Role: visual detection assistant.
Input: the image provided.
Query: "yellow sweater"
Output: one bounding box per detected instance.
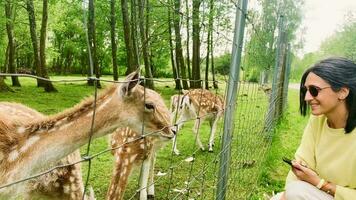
[286,115,356,200]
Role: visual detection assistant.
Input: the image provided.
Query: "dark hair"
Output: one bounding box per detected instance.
[299,57,356,133]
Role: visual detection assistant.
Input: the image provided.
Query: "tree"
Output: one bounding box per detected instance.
[138,0,154,89]
[167,0,181,90]
[191,0,202,88]
[87,0,101,87]
[39,0,57,92]
[130,0,140,70]
[173,0,189,89]
[244,0,304,82]
[185,0,191,81]
[0,77,13,92]
[121,0,138,74]
[26,0,57,92]
[110,0,119,81]
[205,0,214,89]
[5,0,21,87]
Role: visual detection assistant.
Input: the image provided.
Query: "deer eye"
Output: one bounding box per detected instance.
[144,103,155,111]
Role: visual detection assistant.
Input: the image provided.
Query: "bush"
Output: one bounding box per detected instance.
[214,53,231,75]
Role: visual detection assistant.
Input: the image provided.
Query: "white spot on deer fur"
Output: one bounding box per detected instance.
[71,183,77,191]
[58,122,73,131]
[129,154,137,163]
[8,150,19,162]
[120,168,127,177]
[69,176,75,182]
[20,136,40,153]
[55,119,65,127]
[86,111,93,117]
[127,137,134,142]
[63,185,70,194]
[17,127,26,134]
[140,143,145,149]
[126,147,131,153]
[97,97,112,111]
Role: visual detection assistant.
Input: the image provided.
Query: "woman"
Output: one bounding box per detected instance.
[271,57,356,200]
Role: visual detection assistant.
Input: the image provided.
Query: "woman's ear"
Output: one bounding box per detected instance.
[338,87,350,100]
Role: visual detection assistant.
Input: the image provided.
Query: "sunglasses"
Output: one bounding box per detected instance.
[301,85,331,97]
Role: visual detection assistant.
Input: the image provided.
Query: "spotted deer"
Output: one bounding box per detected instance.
[0,71,174,199]
[106,126,170,200]
[0,102,94,200]
[170,89,224,154]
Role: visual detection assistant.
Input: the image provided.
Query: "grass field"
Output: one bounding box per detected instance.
[1,76,306,199]
[250,88,309,199]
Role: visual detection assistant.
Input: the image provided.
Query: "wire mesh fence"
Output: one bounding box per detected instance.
[0,0,293,199]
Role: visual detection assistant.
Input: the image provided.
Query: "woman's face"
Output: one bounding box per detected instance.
[304,72,345,116]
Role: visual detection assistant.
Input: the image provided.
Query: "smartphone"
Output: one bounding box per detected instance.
[282,157,293,167]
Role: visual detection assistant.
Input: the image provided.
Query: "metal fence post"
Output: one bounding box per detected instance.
[216,0,248,199]
[282,43,292,112]
[267,15,284,126]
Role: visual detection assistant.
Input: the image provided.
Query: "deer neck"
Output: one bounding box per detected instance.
[0,85,127,183]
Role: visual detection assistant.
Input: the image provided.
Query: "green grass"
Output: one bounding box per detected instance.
[1,77,304,199]
[250,89,309,199]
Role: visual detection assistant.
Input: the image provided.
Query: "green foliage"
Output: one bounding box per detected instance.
[214,53,231,75]
[243,0,304,82]
[289,53,321,82]
[319,13,356,60]
[290,12,356,81]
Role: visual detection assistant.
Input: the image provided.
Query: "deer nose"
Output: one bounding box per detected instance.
[171,128,177,135]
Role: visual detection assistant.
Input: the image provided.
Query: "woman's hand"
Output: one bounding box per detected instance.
[291,161,320,187]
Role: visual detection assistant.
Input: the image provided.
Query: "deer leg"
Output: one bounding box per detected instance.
[193,119,205,151]
[147,152,156,199]
[172,134,180,155]
[106,152,133,200]
[208,118,218,152]
[171,115,185,155]
[139,157,151,200]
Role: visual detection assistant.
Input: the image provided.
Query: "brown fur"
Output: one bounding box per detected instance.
[106,127,168,200]
[0,71,173,199]
[0,102,90,200]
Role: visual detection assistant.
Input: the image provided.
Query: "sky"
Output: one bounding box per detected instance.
[301,0,356,55]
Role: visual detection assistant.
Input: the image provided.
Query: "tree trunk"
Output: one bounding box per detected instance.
[110,0,119,81]
[5,0,21,87]
[121,0,135,74]
[185,0,192,82]
[40,0,57,92]
[138,0,154,89]
[87,0,101,87]
[205,0,214,89]
[0,77,13,92]
[167,0,181,90]
[191,0,201,88]
[130,0,140,70]
[173,0,189,89]
[26,0,43,87]
[3,40,9,74]
[211,40,218,89]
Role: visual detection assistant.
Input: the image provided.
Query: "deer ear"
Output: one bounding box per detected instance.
[120,70,140,97]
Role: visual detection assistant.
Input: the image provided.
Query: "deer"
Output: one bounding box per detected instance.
[170,89,224,154]
[106,126,170,200]
[0,102,94,200]
[0,71,174,199]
